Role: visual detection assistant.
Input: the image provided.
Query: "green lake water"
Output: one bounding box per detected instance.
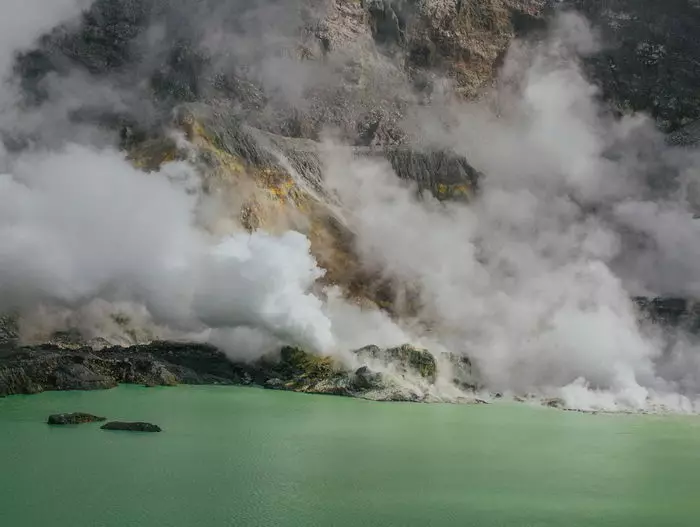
[1,386,700,527]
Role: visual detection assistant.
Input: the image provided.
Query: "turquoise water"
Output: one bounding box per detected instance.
[1,386,700,526]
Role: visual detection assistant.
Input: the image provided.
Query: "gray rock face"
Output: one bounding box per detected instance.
[634,297,700,334]
[0,342,244,397]
[0,314,19,347]
[11,0,550,148]
[182,103,480,203]
[14,0,700,145]
[47,413,107,425]
[353,365,384,390]
[561,0,700,133]
[354,343,437,382]
[101,421,162,432]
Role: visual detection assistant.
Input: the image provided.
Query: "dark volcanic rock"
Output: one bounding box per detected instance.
[0,342,248,397]
[101,421,162,432]
[352,365,384,391]
[562,0,700,133]
[633,296,700,333]
[0,340,440,402]
[47,412,107,425]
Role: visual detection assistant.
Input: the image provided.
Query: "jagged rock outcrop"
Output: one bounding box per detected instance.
[12,0,551,145]
[365,0,547,97]
[355,343,437,382]
[261,344,440,401]
[15,0,700,144]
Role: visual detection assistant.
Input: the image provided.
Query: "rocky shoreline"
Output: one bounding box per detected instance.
[0,296,696,405]
[0,340,470,403]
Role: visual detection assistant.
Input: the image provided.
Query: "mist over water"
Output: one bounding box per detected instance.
[1,2,700,412]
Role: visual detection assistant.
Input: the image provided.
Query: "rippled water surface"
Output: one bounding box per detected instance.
[1,385,700,526]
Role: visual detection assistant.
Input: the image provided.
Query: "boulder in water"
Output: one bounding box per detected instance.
[100,421,161,432]
[47,412,106,425]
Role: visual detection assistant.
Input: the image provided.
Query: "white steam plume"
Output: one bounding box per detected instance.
[0,0,342,357]
[0,0,92,78]
[0,144,334,354]
[323,13,700,412]
[3,2,700,413]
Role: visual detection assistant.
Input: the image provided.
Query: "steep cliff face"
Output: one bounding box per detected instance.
[561,0,700,133]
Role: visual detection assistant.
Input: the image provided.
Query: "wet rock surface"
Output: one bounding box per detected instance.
[101,421,162,433]
[47,413,107,425]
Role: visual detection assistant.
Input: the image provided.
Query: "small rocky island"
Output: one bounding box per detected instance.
[101,421,162,433]
[47,412,106,425]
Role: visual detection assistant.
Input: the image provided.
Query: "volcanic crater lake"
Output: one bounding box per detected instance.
[1,385,700,527]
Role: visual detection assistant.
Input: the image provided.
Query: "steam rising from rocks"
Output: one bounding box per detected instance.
[0,145,334,352]
[2,3,700,412]
[324,13,700,412]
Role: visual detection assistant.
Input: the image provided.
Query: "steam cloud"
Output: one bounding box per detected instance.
[323,12,700,412]
[2,2,700,412]
[0,145,334,352]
